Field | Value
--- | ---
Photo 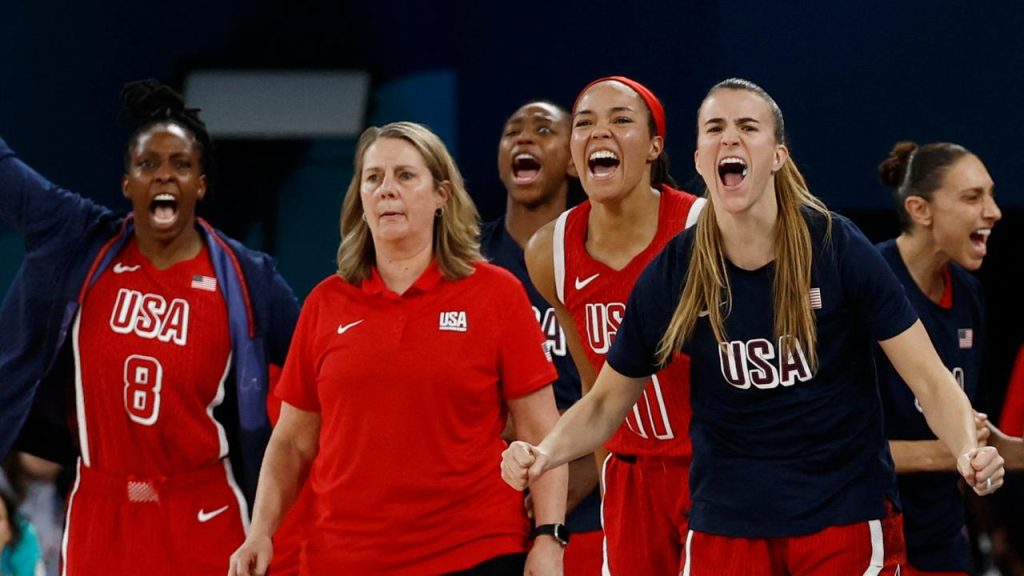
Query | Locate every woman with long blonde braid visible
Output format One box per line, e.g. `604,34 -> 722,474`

500,78 -> 1005,576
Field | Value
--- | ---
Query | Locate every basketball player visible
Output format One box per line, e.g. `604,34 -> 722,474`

482,99 -> 602,573
524,76 -> 704,575
0,80 -> 299,575
876,141 -> 1020,575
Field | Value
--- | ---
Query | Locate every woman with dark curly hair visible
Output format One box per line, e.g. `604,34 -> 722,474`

0,80 -> 299,575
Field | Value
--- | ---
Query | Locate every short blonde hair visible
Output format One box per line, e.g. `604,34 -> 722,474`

337,122 -> 482,283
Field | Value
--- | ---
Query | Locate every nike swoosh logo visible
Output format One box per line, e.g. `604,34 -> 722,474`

337,320 -> 364,334
113,263 -> 141,274
197,505 -> 229,523
574,273 -> 600,290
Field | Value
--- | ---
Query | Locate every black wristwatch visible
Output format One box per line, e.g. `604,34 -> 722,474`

532,523 -> 570,546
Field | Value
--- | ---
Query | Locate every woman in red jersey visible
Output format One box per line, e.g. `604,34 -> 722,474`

230,122 -> 566,576
0,80 -> 299,576
524,76 -> 703,576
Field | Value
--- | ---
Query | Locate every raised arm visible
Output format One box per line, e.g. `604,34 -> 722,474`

0,137 -> 108,245
879,320 -> 1004,493
229,403 -> 321,576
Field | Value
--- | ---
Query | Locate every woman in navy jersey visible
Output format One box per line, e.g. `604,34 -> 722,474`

230,122 -> 566,576
502,78 -> 1005,576
875,141 -> 1022,575
483,100 -> 604,574
0,81 -> 299,575
524,76 -> 703,575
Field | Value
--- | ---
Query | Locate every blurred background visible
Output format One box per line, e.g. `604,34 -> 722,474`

1,1 -> 1022,572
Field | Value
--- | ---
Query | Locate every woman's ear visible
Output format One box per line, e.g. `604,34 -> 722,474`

771,144 -> 789,173
904,195 -> 933,227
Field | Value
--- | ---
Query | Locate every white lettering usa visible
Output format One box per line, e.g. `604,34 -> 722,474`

108,288 -> 190,346
718,336 -> 813,389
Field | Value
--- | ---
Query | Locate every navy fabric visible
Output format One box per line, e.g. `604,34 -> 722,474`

608,210 -> 918,537
875,238 -> 984,572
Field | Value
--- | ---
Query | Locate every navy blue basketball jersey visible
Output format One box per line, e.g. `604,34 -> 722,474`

480,218 -> 600,533
607,211 -> 918,538
875,238 -> 985,572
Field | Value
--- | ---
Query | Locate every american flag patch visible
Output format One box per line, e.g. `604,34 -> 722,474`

809,288 -> 822,310
958,328 -> 974,349
191,275 -> 217,292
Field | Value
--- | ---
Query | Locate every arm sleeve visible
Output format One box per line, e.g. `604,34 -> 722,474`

266,263 -> 301,367
498,275 -> 558,400
836,217 -> 918,341
274,289 -> 323,412
607,238 -> 684,378
0,137 -> 107,246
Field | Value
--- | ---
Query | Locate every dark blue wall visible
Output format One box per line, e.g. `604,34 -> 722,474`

2,2 -> 1022,384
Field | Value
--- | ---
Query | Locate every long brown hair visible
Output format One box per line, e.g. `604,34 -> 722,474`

337,122 -> 482,283
656,79 -> 831,369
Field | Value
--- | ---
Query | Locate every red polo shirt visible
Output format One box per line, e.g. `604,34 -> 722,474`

276,261 -> 556,574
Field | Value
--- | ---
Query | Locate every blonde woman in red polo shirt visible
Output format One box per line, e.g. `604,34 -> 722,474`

229,122 -> 567,576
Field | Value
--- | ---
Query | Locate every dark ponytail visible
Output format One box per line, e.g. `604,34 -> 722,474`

878,141 -> 969,232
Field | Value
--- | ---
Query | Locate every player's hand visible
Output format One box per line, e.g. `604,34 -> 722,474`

228,534 -> 273,576
957,446 -> 1004,496
975,411 -> 991,446
524,535 -> 564,576
501,441 -> 549,490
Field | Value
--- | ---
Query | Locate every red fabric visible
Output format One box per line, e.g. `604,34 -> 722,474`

1000,344 -> 1024,435
683,501 -> 906,575
938,265 -> 954,310
560,187 -> 699,457
276,262 -> 556,574
575,76 -> 667,139
563,529 -> 603,576
63,459 -> 246,575
602,454 -> 691,575
76,238 -> 231,474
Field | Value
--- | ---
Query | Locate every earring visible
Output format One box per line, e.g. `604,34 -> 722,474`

361,213 -> 367,222
435,208 -> 443,218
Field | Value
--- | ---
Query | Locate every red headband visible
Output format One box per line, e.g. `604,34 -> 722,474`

574,75 -> 667,140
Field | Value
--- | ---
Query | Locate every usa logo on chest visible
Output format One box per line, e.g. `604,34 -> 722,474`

439,311 -> 468,332
108,288 -> 190,346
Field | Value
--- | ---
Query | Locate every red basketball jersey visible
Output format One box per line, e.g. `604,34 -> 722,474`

554,186 -> 703,457
75,239 -> 232,475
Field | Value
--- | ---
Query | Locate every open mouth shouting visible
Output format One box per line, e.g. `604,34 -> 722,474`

512,153 -> 542,185
718,157 -> 748,188
970,227 -> 992,256
150,193 -> 179,228
588,150 -> 620,179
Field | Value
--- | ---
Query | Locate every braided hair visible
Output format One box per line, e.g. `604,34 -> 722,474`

120,79 -> 213,176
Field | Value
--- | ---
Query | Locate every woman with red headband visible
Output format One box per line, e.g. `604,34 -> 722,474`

523,76 -> 704,575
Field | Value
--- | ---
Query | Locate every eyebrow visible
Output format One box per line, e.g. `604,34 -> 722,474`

574,105 -> 636,117
704,117 -> 762,126
363,164 -> 419,173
